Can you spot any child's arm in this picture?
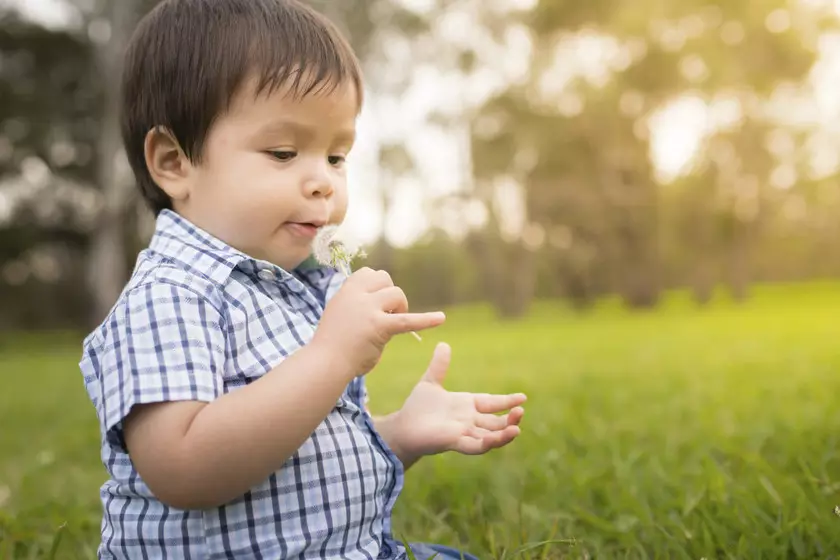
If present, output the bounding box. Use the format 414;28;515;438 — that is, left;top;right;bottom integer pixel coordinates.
124;343;352;509
118;268;445;511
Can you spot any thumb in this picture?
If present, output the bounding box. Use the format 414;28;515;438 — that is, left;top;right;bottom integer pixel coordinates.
421;342;451;385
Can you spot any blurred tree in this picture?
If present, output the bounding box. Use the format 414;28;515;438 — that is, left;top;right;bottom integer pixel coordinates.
1;0;839;329
85;0;142;324
464;0;835;312
0;11;99;328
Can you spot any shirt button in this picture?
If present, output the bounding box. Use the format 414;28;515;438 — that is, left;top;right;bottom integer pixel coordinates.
258;269;275;281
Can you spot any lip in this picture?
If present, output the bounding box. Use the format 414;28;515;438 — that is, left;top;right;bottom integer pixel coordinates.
285;222;321;239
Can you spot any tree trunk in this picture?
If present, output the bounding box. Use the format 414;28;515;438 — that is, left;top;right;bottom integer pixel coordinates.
87;0;136;325
496;241;534;319
691;258;716;305
617;203;660;309
727;226;751;302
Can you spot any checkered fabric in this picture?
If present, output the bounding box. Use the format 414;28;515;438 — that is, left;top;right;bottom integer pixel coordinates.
80;209;406;559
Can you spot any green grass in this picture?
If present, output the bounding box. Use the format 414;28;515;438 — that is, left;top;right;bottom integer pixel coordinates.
2;281;840;558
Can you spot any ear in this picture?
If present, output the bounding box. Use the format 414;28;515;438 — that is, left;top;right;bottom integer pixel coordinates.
144;127;194;203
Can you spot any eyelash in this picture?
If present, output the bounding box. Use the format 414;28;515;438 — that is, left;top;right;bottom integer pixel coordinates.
268;151;346;167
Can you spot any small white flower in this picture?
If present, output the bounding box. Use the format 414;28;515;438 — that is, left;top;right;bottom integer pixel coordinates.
312;225;339;264
313;225;364;276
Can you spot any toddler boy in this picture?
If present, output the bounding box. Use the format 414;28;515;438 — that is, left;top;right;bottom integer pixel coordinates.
80;1;526;558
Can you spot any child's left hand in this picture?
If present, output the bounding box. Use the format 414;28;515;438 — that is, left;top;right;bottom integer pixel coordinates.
382;342;526;465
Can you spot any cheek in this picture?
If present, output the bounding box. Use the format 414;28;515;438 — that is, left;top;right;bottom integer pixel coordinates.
333;180;349;211
206;162;281;228
216;156;278;208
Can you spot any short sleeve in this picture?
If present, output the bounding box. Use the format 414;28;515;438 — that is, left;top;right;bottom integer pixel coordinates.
86;279;226;447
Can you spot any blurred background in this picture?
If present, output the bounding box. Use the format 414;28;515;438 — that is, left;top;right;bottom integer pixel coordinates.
3;1;840;557
2;0;840;330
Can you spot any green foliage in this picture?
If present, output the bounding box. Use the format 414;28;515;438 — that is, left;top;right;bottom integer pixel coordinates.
2;282;840;558
364;231;484;311
0;17;96;182
465;0;839;313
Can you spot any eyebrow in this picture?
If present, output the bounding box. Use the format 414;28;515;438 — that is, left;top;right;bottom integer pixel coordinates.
255;119;356;146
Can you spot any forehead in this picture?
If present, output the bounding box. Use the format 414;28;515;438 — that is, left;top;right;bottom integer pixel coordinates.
230;73;360;120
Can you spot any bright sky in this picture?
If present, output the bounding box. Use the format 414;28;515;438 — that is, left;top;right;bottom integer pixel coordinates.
6;0;840;248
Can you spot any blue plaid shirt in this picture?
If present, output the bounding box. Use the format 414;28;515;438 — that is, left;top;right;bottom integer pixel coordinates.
80;209;407;559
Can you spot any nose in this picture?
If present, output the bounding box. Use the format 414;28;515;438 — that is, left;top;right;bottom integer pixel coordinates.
303;160;334;199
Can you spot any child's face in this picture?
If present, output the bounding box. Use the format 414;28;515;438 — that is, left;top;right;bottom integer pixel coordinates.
175;76;358;271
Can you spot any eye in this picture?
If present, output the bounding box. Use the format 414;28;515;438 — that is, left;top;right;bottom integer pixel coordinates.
269;150;296;162
328;155;346;167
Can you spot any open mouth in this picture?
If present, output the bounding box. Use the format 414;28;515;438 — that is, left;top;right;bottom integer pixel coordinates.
286;222;322;238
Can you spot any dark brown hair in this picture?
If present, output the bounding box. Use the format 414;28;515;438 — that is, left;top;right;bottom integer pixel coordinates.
120;0;364;215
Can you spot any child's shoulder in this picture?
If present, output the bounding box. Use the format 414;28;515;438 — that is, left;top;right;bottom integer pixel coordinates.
82;211;243;350
82;246;228;352
78;230;239;438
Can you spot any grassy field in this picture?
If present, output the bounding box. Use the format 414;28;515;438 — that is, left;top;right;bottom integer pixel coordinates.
1;282;839;558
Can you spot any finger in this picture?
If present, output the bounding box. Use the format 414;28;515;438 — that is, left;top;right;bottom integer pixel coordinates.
473;393;527;414
383;311;446;335
475;412;509;432
365;269;394;292
465;426;492;438
456;425;521;455
421;342;451;385
507;406;525;427
347;268;394;291
454;435;488;455
347;266;376;280
374;286;409;314
474;407;524;431
487;425;521;449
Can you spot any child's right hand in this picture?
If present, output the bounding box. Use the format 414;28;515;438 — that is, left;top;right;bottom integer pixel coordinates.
313;267;446;378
